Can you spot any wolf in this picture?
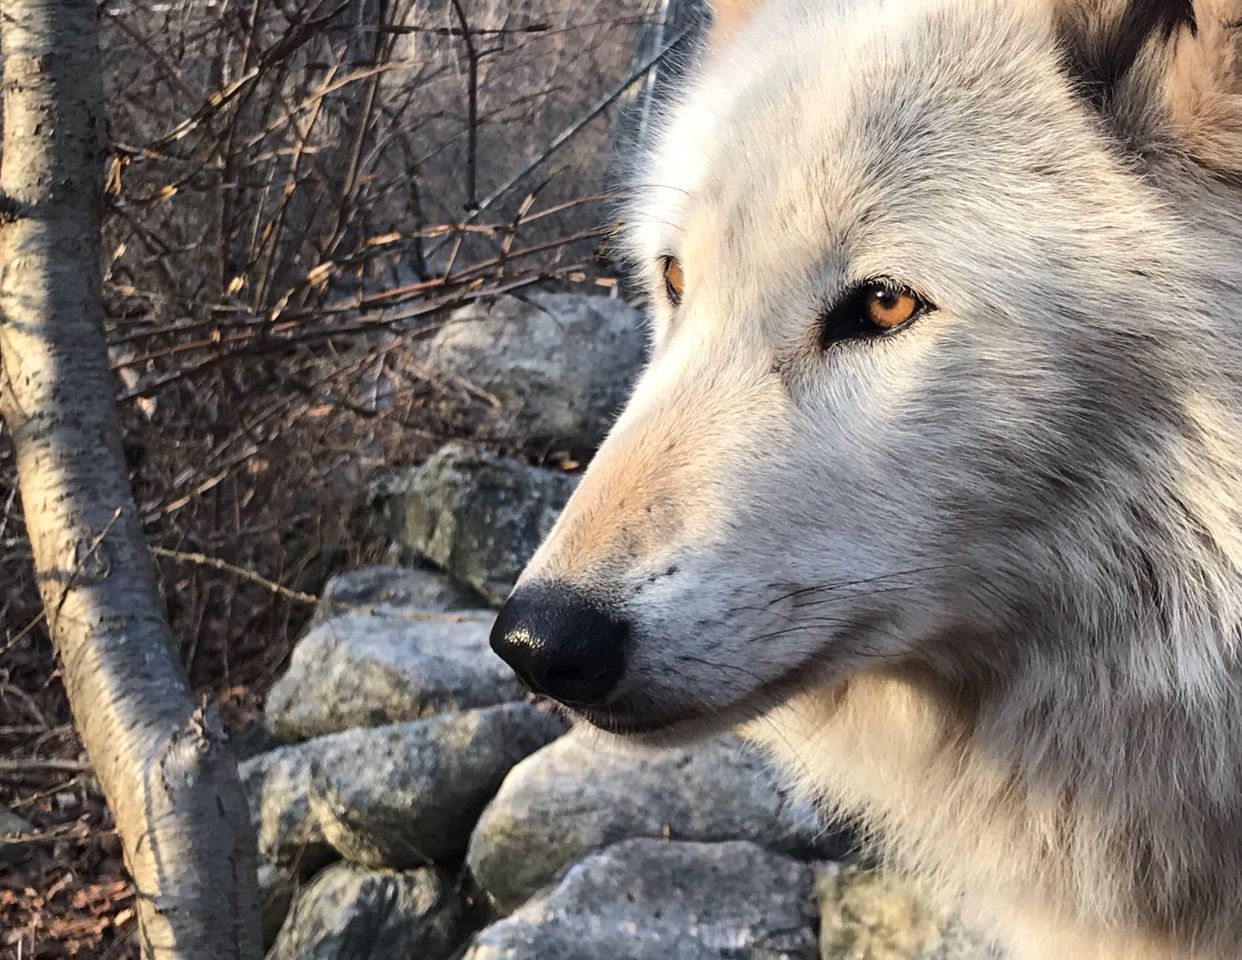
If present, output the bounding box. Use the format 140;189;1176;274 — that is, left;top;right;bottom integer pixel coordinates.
488;0;1242;957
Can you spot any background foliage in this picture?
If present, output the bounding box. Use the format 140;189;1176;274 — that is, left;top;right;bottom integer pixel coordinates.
0;2;701;954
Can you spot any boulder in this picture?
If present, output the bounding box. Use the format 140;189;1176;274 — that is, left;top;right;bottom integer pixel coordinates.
311;564;484;625
241;747;338;945
816;865;1000;960
463;839;818;960
265;608;515;742
239;745;335;879
467;728;843;913
425;292;645;457
308;703;564;868
0;805;32;867
267;862;466;960
375;443;578;604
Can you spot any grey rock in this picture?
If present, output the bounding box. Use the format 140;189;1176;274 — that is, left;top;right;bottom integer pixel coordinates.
467;727;838;914
463;839;818;960
426;292;645;457
0;806;32;867
816;865;1000;960
309;702;565;868
240;745;335;879
377;443;578;604
268;862;466;960
311;564;484;625
265;607;516;742
0;805;31;836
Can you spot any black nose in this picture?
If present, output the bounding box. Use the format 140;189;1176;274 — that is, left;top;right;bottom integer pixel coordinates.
490;582;628;707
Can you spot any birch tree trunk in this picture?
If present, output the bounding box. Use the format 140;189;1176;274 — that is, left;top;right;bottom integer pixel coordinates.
0;3;261;958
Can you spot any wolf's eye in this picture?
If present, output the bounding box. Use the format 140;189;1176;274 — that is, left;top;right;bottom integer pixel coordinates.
819;279;929;347
660;256;684;305
862;285;920;330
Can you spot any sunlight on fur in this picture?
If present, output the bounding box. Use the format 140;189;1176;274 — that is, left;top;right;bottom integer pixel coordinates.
493;0;1242;956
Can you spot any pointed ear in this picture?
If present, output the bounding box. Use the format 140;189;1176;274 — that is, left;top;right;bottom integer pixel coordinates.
1161;0;1242;178
708;0;769;47
1057;0;1242;179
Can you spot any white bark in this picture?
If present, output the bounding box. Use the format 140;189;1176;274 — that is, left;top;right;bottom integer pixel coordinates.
0;2;261;958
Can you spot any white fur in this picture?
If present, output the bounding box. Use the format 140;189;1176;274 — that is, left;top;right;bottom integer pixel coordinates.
515;0;1242;956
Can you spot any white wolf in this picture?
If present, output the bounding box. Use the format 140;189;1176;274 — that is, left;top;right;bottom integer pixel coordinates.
489;0;1242;957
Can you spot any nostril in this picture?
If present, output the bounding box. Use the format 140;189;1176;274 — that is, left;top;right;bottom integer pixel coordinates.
544;658;618;706
490;581;628;707
545;665;594;702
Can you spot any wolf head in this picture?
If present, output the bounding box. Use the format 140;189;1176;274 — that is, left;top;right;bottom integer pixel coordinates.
491;0;1242;738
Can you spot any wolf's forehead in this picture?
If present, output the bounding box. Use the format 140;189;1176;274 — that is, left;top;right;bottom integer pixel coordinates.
635;0;1089;263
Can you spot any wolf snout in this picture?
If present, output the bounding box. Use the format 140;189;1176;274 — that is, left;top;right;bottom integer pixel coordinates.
489;582;629;707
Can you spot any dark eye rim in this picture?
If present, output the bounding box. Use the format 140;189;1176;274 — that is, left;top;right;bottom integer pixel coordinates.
818;277;932;349
659;254;683;306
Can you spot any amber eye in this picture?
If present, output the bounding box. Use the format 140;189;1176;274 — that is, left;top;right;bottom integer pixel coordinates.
818;279;930;348
861;284;921;330
660;255;685;305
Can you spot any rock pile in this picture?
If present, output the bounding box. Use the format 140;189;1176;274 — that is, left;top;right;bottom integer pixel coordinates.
371;443;578;605
242;293;1000;959
465;727;846;915
422;292;646;459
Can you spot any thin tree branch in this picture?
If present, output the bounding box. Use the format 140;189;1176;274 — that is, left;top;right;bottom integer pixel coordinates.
150;546;489;622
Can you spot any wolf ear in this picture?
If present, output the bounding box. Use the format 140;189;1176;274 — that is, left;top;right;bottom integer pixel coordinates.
708;0;769;46
1160;0;1242;178
1058;0;1242;179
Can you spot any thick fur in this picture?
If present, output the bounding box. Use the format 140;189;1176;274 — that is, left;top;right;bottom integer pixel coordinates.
513;0;1242;957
